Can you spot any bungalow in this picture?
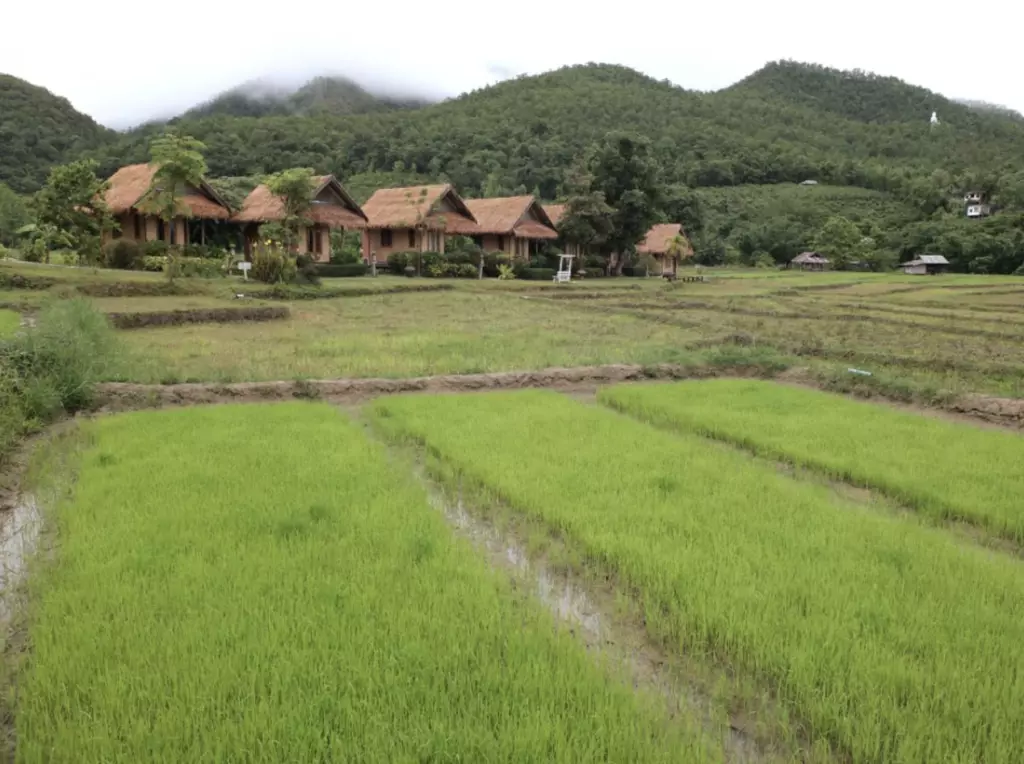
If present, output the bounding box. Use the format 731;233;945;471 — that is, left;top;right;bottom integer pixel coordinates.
789;252;830;271
361;185;477;261
636;223;693;277
541;204;584;258
103;164;232;246
233;175;367;261
901;254;950;275
458;196;558;259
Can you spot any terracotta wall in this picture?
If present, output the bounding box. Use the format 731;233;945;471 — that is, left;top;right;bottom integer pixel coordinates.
363;228;447;261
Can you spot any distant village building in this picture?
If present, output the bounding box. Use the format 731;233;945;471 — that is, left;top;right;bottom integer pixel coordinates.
900;254;949;275
232;175;367;260
930;111;940;126
963;191;992;219
789;252;830;271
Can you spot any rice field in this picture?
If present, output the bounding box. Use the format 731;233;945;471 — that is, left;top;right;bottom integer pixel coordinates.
14;404;709;763
371;390;1024;763
600;379;1024;542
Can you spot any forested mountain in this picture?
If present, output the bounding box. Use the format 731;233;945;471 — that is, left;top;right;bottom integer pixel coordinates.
181;76;428;120
0;75;113;193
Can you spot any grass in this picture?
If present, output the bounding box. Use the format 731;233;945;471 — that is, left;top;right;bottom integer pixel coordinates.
15;403;711;763
0;309;20;338
371;390;1024;763
600;380;1024;541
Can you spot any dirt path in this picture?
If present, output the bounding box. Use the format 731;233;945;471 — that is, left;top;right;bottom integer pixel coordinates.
94;365;1024;431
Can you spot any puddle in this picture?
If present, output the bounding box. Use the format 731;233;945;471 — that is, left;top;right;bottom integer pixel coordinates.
0;496;42;619
426;479;773;763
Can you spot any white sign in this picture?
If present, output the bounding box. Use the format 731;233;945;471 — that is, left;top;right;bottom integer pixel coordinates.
237;262;251;280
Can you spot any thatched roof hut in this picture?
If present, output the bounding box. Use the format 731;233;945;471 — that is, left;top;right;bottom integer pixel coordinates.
104;164;231;219
232;175;367;229
456;196;558;239
790;252;830;270
541;203;567;227
636;223;693;257
362;185;476;230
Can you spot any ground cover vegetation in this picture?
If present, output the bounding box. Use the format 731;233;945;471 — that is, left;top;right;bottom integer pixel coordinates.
13;403;709;762
370;390;1024;764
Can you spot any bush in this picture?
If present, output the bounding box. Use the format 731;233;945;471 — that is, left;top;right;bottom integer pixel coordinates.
251;249;295;284
404;266;416;278
387;251;411;273
144;240;170;258
294;254;321;287
141;255;167;272
456;263;478;278
443;250;474;266
104;239;144;270
483;252;510;277
315;263;368;278
177;257;225;279
516;267;556;281
419;251;444;276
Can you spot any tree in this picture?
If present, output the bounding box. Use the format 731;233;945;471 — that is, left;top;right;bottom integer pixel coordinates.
558;164;614;265
586;132;663;275
813;215;868;269
141;131;209;248
0;182;29;247
34;159;112;264
266;168;316;253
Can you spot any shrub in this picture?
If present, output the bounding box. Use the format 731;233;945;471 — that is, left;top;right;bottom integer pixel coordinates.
294;254;321;287
387;251;411;273
442;250;474;266
141;255;167;272
251;249;295;284
497;264;516;280
419;251;444;276
483;252;510;277
104;239;144;270
144;240;170;258
315;263;368;278
177;257;225;279
456;263;478;279
404;266;416;278
516;268;556;281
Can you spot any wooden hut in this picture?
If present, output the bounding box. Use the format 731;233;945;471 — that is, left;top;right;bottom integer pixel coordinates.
901;254;949;275
541;204;584;258
103;164;232;246
636;223;694;277
361;185;477;260
232;175;367;261
789;252;830;271
457;196;558;259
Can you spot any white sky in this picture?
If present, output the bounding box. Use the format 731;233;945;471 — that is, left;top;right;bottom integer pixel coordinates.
4;0;1021;128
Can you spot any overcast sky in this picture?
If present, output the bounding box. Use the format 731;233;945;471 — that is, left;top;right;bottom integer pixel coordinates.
4;0;1021;128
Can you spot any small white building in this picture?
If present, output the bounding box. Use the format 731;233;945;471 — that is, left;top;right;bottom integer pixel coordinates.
964;191;992;218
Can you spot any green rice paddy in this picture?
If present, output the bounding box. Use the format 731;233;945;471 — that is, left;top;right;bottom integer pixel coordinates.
372;390;1024;763
15;404;709;763
600;379;1024;542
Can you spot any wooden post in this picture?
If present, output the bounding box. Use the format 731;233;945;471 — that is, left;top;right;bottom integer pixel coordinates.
370;250;377;277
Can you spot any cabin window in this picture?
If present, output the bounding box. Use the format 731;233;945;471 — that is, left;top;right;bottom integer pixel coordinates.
156;219;165;242
408;230;416;248
133;214;142;239
307;227;315;254
497;235;505;251
381;229;393;248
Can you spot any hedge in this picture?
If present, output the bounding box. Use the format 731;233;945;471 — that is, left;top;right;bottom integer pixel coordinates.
516;268;557;281
107;306;289;329
315;263;368;278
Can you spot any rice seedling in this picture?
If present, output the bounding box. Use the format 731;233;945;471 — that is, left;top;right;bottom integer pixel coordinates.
371;390;1024;763
15;403;710;763
600;379;1024;542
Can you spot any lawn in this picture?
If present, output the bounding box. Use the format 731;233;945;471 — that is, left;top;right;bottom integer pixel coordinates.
15;403;709;763
371;390;1024;763
0;309;20;338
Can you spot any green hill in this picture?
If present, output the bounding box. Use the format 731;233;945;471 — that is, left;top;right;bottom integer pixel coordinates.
181;76;428;120
0;74;113;193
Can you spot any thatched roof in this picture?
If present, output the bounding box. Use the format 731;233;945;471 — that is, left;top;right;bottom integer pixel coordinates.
362;184;476;230
543;204;566;227
458;196;558;239
636;223;693;257
232;175;367;229
792;251;829;264
104;164;231;220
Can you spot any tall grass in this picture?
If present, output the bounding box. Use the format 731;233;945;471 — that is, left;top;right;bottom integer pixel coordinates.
371;390;1024;763
0;299;116;465
600;379;1024;542
0;309;19;338
15;403;710;762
